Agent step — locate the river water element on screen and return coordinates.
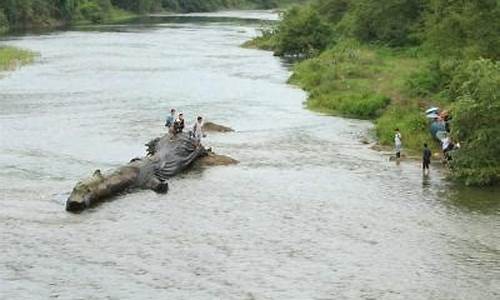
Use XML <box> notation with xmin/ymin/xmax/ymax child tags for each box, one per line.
<box><xmin>0</xmin><ymin>11</ymin><xmax>499</xmax><ymax>300</ymax></box>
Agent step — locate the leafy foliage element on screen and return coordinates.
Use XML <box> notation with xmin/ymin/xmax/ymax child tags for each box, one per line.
<box><xmin>423</xmin><ymin>0</ymin><xmax>500</xmax><ymax>60</ymax></box>
<box><xmin>311</xmin><ymin>0</ymin><xmax>349</xmax><ymax>24</ymax></box>
<box><xmin>337</xmin><ymin>0</ymin><xmax>425</xmax><ymax>46</ymax></box>
<box><xmin>404</xmin><ymin>60</ymin><xmax>449</xmax><ymax>97</ymax></box>
<box><xmin>0</xmin><ymin>9</ymin><xmax>8</xmax><ymax>32</ymax></box>
<box><xmin>274</xmin><ymin>5</ymin><xmax>332</xmax><ymax>56</ymax></box>
<box><xmin>449</xmin><ymin>59</ymin><xmax>500</xmax><ymax>185</ymax></box>
<box><xmin>247</xmin><ymin>0</ymin><xmax>500</xmax><ymax>185</ymax></box>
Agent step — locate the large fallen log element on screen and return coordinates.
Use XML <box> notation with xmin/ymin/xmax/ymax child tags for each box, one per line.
<box><xmin>66</xmin><ymin>132</ymin><xmax>234</xmax><ymax>212</ymax></box>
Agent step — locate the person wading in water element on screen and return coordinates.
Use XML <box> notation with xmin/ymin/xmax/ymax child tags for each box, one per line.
<box><xmin>423</xmin><ymin>143</ymin><xmax>432</xmax><ymax>175</ymax></box>
<box><xmin>394</xmin><ymin>128</ymin><xmax>402</xmax><ymax>161</ymax></box>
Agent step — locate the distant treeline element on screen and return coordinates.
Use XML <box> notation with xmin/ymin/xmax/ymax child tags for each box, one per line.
<box><xmin>0</xmin><ymin>0</ymin><xmax>296</xmax><ymax>31</ymax></box>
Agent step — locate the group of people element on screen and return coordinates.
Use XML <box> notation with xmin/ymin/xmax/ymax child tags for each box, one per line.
<box><xmin>393</xmin><ymin>107</ymin><xmax>460</xmax><ymax>176</ymax></box>
<box><xmin>426</xmin><ymin>107</ymin><xmax>459</xmax><ymax>161</ymax></box>
<box><xmin>165</xmin><ymin>108</ymin><xmax>206</xmax><ymax>145</ymax></box>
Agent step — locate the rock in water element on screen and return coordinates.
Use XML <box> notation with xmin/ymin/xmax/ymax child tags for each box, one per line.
<box><xmin>196</xmin><ymin>152</ymin><xmax>239</xmax><ymax>166</ymax></box>
<box><xmin>66</xmin><ymin>133</ymin><xmax>206</xmax><ymax>212</ymax></box>
<box><xmin>202</xmin><ymin>121</ymin><xmax>234</xmax><ymax>133</ymax></box>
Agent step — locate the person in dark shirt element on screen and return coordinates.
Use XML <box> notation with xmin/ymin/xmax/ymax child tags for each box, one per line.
<box><xmin>423</xmin><ymin>143</ymin><xmax>432</xmax><ymax>175</ymax></box>
<box><xmin>173</xmin><ymin>112</ymin><xmax>185</xmax><ymax>135</ymax></box>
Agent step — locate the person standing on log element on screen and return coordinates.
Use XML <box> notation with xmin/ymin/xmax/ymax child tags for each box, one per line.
<box><xmin>165</xmin><ymin>108</ymin><xmax>176</xmax><ymax>128</ymax></box>
<box><xmin>191</xmin><ymin>116</ymin><xmax>206</xmax><ymax>146</ymax></box>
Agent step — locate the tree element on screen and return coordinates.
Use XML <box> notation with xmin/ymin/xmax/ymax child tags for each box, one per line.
<box><xmin>337</xmin><ymin>0</ymin><xmax>425</xmax><ymax>46</ymax></box>
<box><xmin>0</xmin><ymin>9</ymin><xmax>9</xmax><ymax>32</ymax></box>
<box><xmin>274</xmin><ymin>5</ymin><xmax>332</xmax><ymax>56</ymax></box>
<box><xmin>449</xmin><ymin>59</ymin><xmax>500</xmax><ymax>185</ymax></box>
<box><xmin>423</xmin><ymin>0</ymin><xmax>500</xmax><ymax>59</ymax></box>
<box><xmin>312</xmin><ymin>0</ymin><xmax>349</xmax><ymax>24</ymax></box>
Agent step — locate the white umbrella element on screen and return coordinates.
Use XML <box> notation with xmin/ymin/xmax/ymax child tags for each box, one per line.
<box><xmin>426</xmin><ymin>107</ymin><xmax>439</xmax><ymax>115</ymax></box>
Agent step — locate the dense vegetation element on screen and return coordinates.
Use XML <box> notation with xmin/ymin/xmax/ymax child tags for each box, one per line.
<box><xmin>0</xmin><ymin>0</ymin><xmax>303</xmax><ymax>31</ymax></box>
<box><xmin>248</xmin><ymin>0</ymin><xmax>500</xmax><ymax>186</ymax></box>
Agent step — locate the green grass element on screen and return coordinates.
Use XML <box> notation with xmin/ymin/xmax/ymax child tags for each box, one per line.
<box><xmin>242</xmin><ymin>32</ymin><xmax>277</xmax><ymax>51</ymax></box>
<box><xmin>0</xmin><ymin>46</ymin><xmax>35</xmax><ymax>71</ymax></box>
<box><xmin>107</xmin><ymin>8</ymin><xmax>139</xmax><ymax>24</ymax></box>
<box><xmin>284</xmin><ymin>40</ymin><xmax>444</xmax><ymax>154</ymax></box>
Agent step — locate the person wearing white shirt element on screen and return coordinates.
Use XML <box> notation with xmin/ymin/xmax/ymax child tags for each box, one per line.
<box><xmin>394</xmin><ymin>128</ymin><xmax>402</xmax><ymax>159</ymax></box>
<box><xmin>191</xmin><ymin>116</ymin><xmax>206</xmax><ymax>146</ymax></box>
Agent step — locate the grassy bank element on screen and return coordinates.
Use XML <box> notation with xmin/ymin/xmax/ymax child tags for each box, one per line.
<box><xmin>244</xmin><ymin>36</ymin><xmax>443</xmax><ymax>155</ymax></box>
<box><xmin>243</xmin><ymin>0</ymin><xmax>500</xmax><ymax>186</ymax></box>
<box><xmin>0</xmin><ymin>46</ymin><xmax>35</xmax><ymax>71</ymax></box>
<box><xmin>285</xmin><ymin>40</ymin><xmax>440</xmax><ymax>155</ymax></box>
<box><xmin>243</xmin><ymin>35</ymin><xmax>455</xmax><ymax>156</ymax></box>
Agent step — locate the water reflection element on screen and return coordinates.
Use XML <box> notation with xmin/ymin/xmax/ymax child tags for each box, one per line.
<box><xmin>443</xmin><ymin>185</ymin><xmax>500</xmax><ymax>214</ymax></box>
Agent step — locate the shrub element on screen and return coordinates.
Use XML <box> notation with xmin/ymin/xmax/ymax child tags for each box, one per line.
<box><xmin>79</xmin><ymin>1</ymin><xmax>106</xmax><ymax>24</ymax></box>
<box><xmin>0</xmin><ymin>9</ymin><xmax>8</xmax><ymax>33</ymax></box>
<box><xmin>449</xmin><ymin>59</ymin><xmax>500</xmax><ymax>185</ymax></box>
<box><xmin>423</xmin><ymin>0</ymin><xmax>500</xmax><ymax>60</ymax></box>
<box><xmin>242</xmin><ymin>26</ymin><xmax>279</xmax><ymax>51</ymax></box>
<box><xmin>405</xmin><ymin>60</ymin><xmax>446</xmax><ymax>97</ymax></box>
<box><xmin>312</xmin><ymin>0</ymin><xmax>350</xmax><ymax>24</ymax></box>
<box><xmin>310</xmin><ymin>92</ymin><xmax>389</xmax><ymax>118</ymax></box>
<box><xmin>337</xmin><ymin>0</ymin><xmax>424</xmax><ymax>46</ymax></box>
<box><xmin>274</xmin><ymin>5</ymin><xmax>332</xmax><ymax>57</ymax></box>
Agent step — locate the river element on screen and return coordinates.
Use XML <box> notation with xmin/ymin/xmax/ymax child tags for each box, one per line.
<box><xmin>0</xmin><ymin>11</ymin><xmax>499</xmax><ymax>300</ymax></box>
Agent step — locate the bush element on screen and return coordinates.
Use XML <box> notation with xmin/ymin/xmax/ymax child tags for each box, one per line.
<box><xmin>405</xmin><ymin>60</ymin><xmax>447</xmax><ymax>97</ymax></box>
<box><xmin>337</xmin><ymin>0</ymin><xmax>424</xmax><ymax>46</ymax></box>
<box><xmin>242</xmin><ymin>26</ymin><xmax>279</xmax><ymax>51</ymax></box>
<box><xmin>309</xmin><ymin>92</ymin><xmax>389</xmax><ymax>118</ymax></box>
<box><xmin>449</xmin><ymin>59</ymin><xmax>500</xmax><ymax>185</ymax></box>
<box><xmin>78</xmin><ymin>0</ymin><xmax>112</xmax><ymax>24</ymax></box>
<box><xmin>274</xmin><ymin>5</ymin><xmax>332</xmax><ymax>57</ymax></box>
<box><xmin>79</xmin><ymin>1</ymin><xmax>104</xmax><ymax>23</ymax></box>
<box><xmin>423</xmin><ymin>0</ymin><xmax>500</xmax><ymax>60</ymax></box>
<box><xmin>312</xmin><ymin>0</ymin><xmax>350</xmax><ymax>24</ymax></box>
<box><xmin>0</xmin><ymin>9</ymin><xmax>8</xmax><ymax>33</ymax></box>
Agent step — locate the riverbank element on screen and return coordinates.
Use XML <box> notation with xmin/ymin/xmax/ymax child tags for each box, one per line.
<box><xmin>243</xmin><ymin>0</ymin><xmax>500</xmax><ymax>186</ymax></box>
<box><xmin>0</xmin><ymin>1</ymin><xmax>305</xmax><ymax>34</ymax></box>
<box><xmin>71</xmin><ymin>8</ymin><xmax>139</xmax><ymax>27</ymax></box>
<box><xmin>294</xmin><ymin>43</ymin><xmax>445</xmax><ymax>156</ymax></box>
<box><xmin>245</xmin><ymin>38</ymin><xmax>442</xmax><ymax>156</ymax></box>
<box><xmin>0</xmin><ymin>46</ymin><xmax>35</xmax><ymax>72</ymax></box>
